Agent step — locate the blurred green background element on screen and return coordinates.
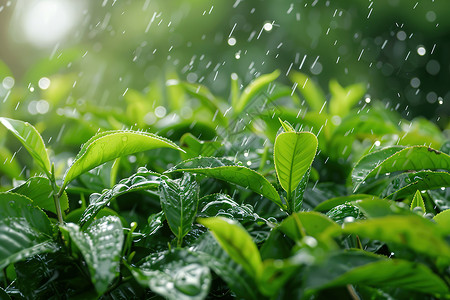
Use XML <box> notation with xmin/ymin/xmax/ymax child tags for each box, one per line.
<box><xmin>0</xmin><ymin>0</ymin><xmax>449</xmax><ymax>126</ymax></box>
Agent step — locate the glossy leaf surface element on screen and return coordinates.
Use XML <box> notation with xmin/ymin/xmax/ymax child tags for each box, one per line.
<box><xmin>160</xmin><ymin>173</ymin><xmax>199</xmax><ymax>240</ymax></box>
<box><xmin>383</xmin><ymin>171</ymin><xmax>450</xmax><ymax>199</ymax></box>
<box><xmin>235</xmin><ymin>70</ymin><xmax>280</xmax><ymax>114</ymax></box>
<box><xmin>0</xmin><ymin>192</ymin><xmax>56</xmax><ymax>269</ymax></box>
<box><xmin>198</xmin><ymin>217</ymin><xmax>262</xmax><ymax>278</ymax></box>
<box><xmin>62</xmin><ymin>216</ymin><xmax>124</xmax><ymax>295</ymax></box>
<box><xmin>62</xmin><ymin>130</ymin><xmax>182</xmax><ymax>189</ymax></box>
<box><xmin>192</xmin><ymin>233</ymin><xmax>259</xmax><ymax>300</ymax></box>
<box><xmin>274</xmin><ymin>132</ymin><xmax>318</xmax><ymax>206</ymax></box>
<box><xmin>352</xmin><ymin>146</ymin><xmax>450</xmax><ymax>192</ymax></box>
<box><xmin>10</xmin><ymin>176</ymin><xmax>69</xmax><ymax>216</ymax></box>
<box><xmin>0</xmin><ymin>117</ymin><xmax>51</xmax><ymax>176</ymax></box>
<box><xmin>130</xmin><ymin>249</ymin><xmax>211</xmax><ymax>300</ymax></box>
<box><xmin>303</xmin><ymin>251</ymin><xmax>449</xmax><ymax>296</ymax></box>
<box><xmin>166</xmin><ymin>157</ymin><xmax>283</xmax><ymax>208</ymax></box>
<box><xmin>79</xmin><ymin>167</ymin><xmax>160</xmax><ymax>228</ymax></box>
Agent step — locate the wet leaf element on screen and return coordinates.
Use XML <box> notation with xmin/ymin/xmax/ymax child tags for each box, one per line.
<box><xmin>197</xmin><ymin>193</ymin><xmax>261</xmax><ymax>223</ymax></box>
<box><xmin>333</xmin><ymin>215</ymin><xmax>450</xmax><ymax>264</ymax></box>
<box><xmin>179</xmin><ymin>133</ymin><xmax>222</xmax><ymax>160</ymax></box>
<box><xmin>383</xmin><ymin>171</ymin><xmax>450</xmax><ymax>199</ymax></box>
<box><xmin>279</xmin><ymin>118</ymin><xmax>295</xmax><ymax>132</ymax></box>
<box><xmin>129</xmin><ymin>249</ymin><xmax>211</xmax><ymax>300</ymax></box>
<box><xmin>274</xmin><ymin>132</ymin><xmax>318</xmax><ymax>210</ymax></box>
<box><xmin>62</xmin><ymin>130</ymin><xmax>183</xmax><ymax>190</ymax></box>
<box><xmin>79</xmin><ymin>168</ymin><xmax>160</xmax><ymax>228</ymax></box>
<box><xmin>197</xmin><ymin>217</ymin><xmax>262</xmax><ymax>278</ymax></box>
<box><xmin>0</xmin><ymin>117</ymin><xmax>51</xmax><ymax>177</ymax></box>
<box><xmin>192</xmin><ymin>232</ymin><xmax>259</xmax><ymax>300</ymax></box>
<box><xmin>303</xmin><ymin>250</ymin><xmax>449</xmax><ymax>296</ymax></box>
<box><xmin>314</xmin><ymin>194</ymin><xmax>379</xmax><ymax>212</ymax></box>
<box><xmin>61</xmin><ymin>216</ymin><xmax>124</xmax><ymax>295</ymax></box>
<box><xmin>278</xmin><ymin>212</ymin><xmax>339</xmax><ymax>243</ymax></box>
<box><xmin>166</xmin><ymin>157</ymin><xmax>283</xmax><ymax>209</ymax></box>
<box><xmin>0</xmin><ymin>192</ymin><xmax>57</xmax><ymax>269</ymax></box>
<box><xmin>160</xmin><ymin>173</ymin><xmax>199</xmax><ymax>242</ymax></box>
<box><xmin>433</xmin><ymin>209</ymin><xmax>450</xmax><ymax>235</ymax></box>
<box><xmin>257</xmin><ymin>258</ymin><xmax>299</xmax><ymax>297</ymax></box>
<box><xmin>325</xmin><ymin>204</ymin><xmax>363</xmax><ymax>225</ymax></box>
<box><xmin>234</xmin><ymin>70</ymin><xmax>280</xmax><ymax>115</ymax></box>
<box><xmin>410</xmin><ymin>190</ymin><xmax>425</xmax><ymax>213</ymax></box>
<box><xmin>352</xmin><ymin>146</ymin><xmax>450</xmax><ymax>192</ymax></box>
<box><xmin>290</xmin><ymin>72</ymin><xmax>326</xmax><ymax>112</ymax></box>
<box><xmin>10</xmin><ymin>176</ymin><xmax>69</xmax><ymax>216</ymax></box>
<box><xmin>14</xmin><ymin>251</ymin><xmax>96</xmax><ymax>299</ymax></box>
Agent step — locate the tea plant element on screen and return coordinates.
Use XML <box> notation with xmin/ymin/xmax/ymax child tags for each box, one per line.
<box><xmin>0</xmin><ymin>71</ymin><xmax>449</xmax><ymax>299</ymax></box>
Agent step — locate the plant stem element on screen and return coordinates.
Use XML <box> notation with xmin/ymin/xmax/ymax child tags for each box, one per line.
<box><xmin>49</xmin><ymin>164</ymin><xmax>64</xmax><ymax>224</ymax></box>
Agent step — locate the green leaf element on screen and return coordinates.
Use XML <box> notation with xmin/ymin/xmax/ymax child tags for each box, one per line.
<box><xmin>160</xmin><ymin>173</ymin><xmax>199</xmax><ymax>242</ymax></box>
<box><xmin>179</xmin><ymin>133</ymin><xmax>221</xmax><ymax>160</ymax></box>
<box><xmin>197</xmin><ymin>217</ymin><xmax>263</xmax><ymax>278</ymax></box>
<box><xmin>62</xmin><ymin>216</ymin><xmax>124</xmax><ymax>295</ymax></box>
<box><xmin>166</xmin><ymin>157</ymin><xmax>283</xmax><ymax>209</ymax></box>
<box><xmin>329</xmin><ymin>80</ymin><xmax>366</xmax><ymax>117</ymax></box>
<box><xmin>10</xmin><ymin>176</ymin><xmax>69</xmax><ymax>216</ymax></box>
<box><xmin>197</xmin><ymin>193</ymin><xmax>262</xmax><ymax>223</ymax></box>
<box><xmin>235</xmin><ymin>70</ymin><xmax>280</xmax><ymax>115</ymax></box>
<box><xmin>303</xmin><ymin>250</ymin><xmax>449</xmax><ymax>296</ymax></box>
<box><xmin>14</xmin><ymin>251</ymin><xmax>97</xmax><ymax>299</ymax></box>
<box><xmin>352</xmin><ymin>146</ymin><xmax>450</xmax><ymax>192</ymax></box>
<box><xmin>279</xmin><ymin>118</ymin><xmax>295</xmax><ymax>132</ymax></box>
<box><xmin>335</xmin><ymin>215</ymin><xmax>450</xmax><ymax>263</ymax></box>
<box><xmin>129</xmin><ymin>249</ymin><xmax>211</xmax><ymax>300</ymax></box>
<box><xmin>351</xmin><ymin>146</ymin><xmax>404</xmax><ymax>192</ymax></box>
<box><xmin>177</xmin><ymin>81</ymin><xmax>224</xmax><ymax>122</ymax></box>
<box><xmin>0</xmin><ymin>192</ymin><xmax>57</xmax><ymax>269</ymax></box>
<box><xmin>314</xmin><ymin>194</ymin><xmax>380</xmax><ymax>212</ymax></box>
<box><xmin>278</xmin><ymin>212</ymin><xmax>339</xmax><ymax>243</ymax></box>
<box><xmin>410</xmin><ymin>190</ymin><xmax>426</xmax><ymax>213</ymax></box>
<box><xmin>291</xmin><ymin>168</ymin><xmax>310</xmax><ymax>212</ymax></box>
<box><xmin>290</xmin><ymin>71</ymin><xmax>326</xmax><ymax>112</ymax></box>
<box><xmin>0</xmin><ymin>117</ymin><xmax>51</xmax><ymax>177</ymax></box>
<box><xmin>79</xmin><ymin>167</ymin><xmax>160</xmax><ymax>228</ymax></box>
<box><xmin>274</xmin><ymin>132</ymin><xmax>318</xmax><ymax>209</ymax></box>
<box><xmin>433</xmin><ymin>209</ymin><xmax>450</xmax><ymax>235</ymax></box>
<box><xmin>192</xmin><ymin>232</ymin><xmax>259</xmax><ymax>300</ymax></box>
<box><xmin>383</xmin><ymin>171</ymin><xmax>450</xmax><ymax>199</ymax></box>
<box><xmin>325</xmin><ymin>204</ymin><xmax>363</xmax><ymax>225</ymax></box>
<box><xmin>257</xmin><ymin>259</ymin><xmax>299</xmax><ymax>297</ymax></box>
<box><xmin>62</xmin><ymin>130</ymin><xmax>183</xmax><ymax>190</ymax></box>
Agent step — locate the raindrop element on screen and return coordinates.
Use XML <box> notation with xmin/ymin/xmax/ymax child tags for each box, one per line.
<box><xmin>2</xmin><ymin>76</ymin><xmax>15</xmax><ymax>89</ymax></box>
<box><xmin>227</xmin><ymin>37</ymin><xmax>236</xmax><ymax>46</ymax></box>
<box><xmin>416</xmin><ymin>46</ymin><xmax>426</xmax><ymax>56</ymax></box>
<box><xmin>38</xmin><ymin>77</ymin><xmax>51</xmax><ymax>89</ymax></box>
<box><xmin>410</xmin><ymin>77</ymin><xmax>420</xmax><ymax>88</ymax></box>
<box><xmin>263</xmin><ymin>22</ymin><xmax>273</xmax><ymax>31</ymax></box>
<box><xmin>396</xmin><ymin>31</ymin><xmax>406</xmax><ymax>41</ymax></box>
<box><xmin>36</xmin><ymin>99</ymin><xmax>49</xmax><ymax>114</ymax></box>
<box><xmin>155</xmin><ymin>106</ymin><xmax>167</xmax><ymax>118</ymax></box>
